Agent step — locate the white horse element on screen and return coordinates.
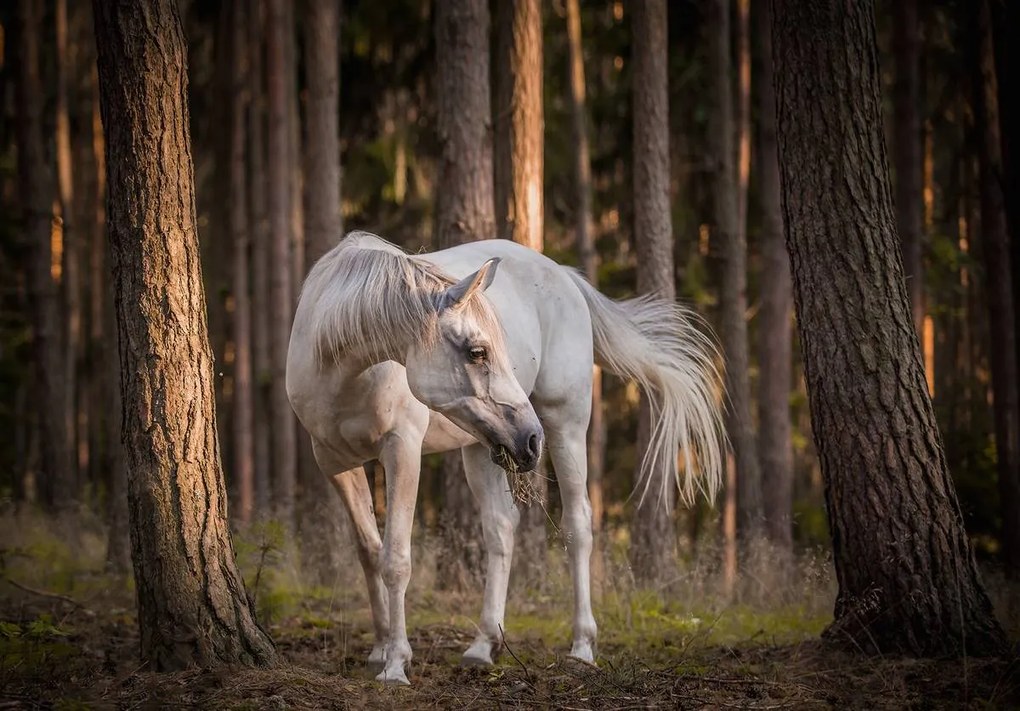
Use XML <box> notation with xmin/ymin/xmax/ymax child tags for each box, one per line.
<box><xmin>286</xmin><ymin>231</ymin><xmax>723</xmax><ymax>685</ymax></box>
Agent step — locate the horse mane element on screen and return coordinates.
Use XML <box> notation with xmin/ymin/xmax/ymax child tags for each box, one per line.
<box><xmin>300</xmin><ymin>231</ymin><xmax>504</xmax><ymax>366</ymax></box>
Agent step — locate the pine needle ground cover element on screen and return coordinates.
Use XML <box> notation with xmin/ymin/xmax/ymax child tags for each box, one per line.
<box><xmin>1</xmin><ymin>511</ymin><xmax>1017</xmax><ymax>709</ymax></box>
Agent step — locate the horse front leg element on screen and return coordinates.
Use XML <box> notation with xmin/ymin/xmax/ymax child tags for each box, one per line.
<box><xmin>376</xmin><ymin>431</ymin><xmax>422</xmax><ymax>685</ymax></box>
<box><xmin>460</xmin><ymin>442</ymin><xmax>520</xmax><ymax>665</ymax></box>
<box><xmin>312</xmin><ymin>440</ymin><xmax>390</xmax><ymax>671</ymax></box>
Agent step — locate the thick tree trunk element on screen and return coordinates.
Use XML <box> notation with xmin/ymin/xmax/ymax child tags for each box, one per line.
<box><xmin>304</xmin><ymin>0</ymin><xmax>342</xmax><ymax>266</ymax></box>
<box><xmin>249</xmin><ymin>0</ymin><xmax>272</xmax><ymax>518</ymax></box>
<box><xmin>629</xmin><ymin>0</ymin><xmax>675</xmax><ymax>583</ymax></box>
<box><xmin>708</xmin><ymin>0</ymin><xmax>763</xmax><ymax>542</ymax></box>
<box><xmin>772</xmin><ymin>0</ymin><xmax>1006</xmax><ymax>655</ymax></box>
<box><xmin>16</xmin><ymin>0</ymin><xmax>73</xmax><ymax>512</ymax></box>
<box><xmin>973</xmin><ymin>0</ymin><xmax>1020</xmax><ymax>574</ymax></box>
<box><xmin>434</xmin><ymin>0</ymin><xmax>495</xmax><ymax>587</ymax></box>
<box><xmin>755</xmin><ymin>0</ymin><xmax>793</xmax><ymax>555</ymax></box>
<box><xmin>267</xmin><ymin>0</ymin><xmax>297</xmax><ymax>531</ymax></box>
<box><xmin>92</xmin><ymin>0</ymin><xmax>276</xmax><ymax>669</ymax></box>
<box><xmin>231</xmin><ymin>0</ymin><xmax>255</xmax><ymax>526</ymax></box>
<box><xmin>493</xmin><ymin>0</ymin><xmax>547</xmax><ymax>581</ymax></box>
<box><xmin>565</xmin><ymin>0</ymin><xmax>605</xmax><ymax>534</ymax></box>
<box><xmin>892</xmin><ymin>0</ymin><xmax>924</xmax><ymax>337</ymax></box>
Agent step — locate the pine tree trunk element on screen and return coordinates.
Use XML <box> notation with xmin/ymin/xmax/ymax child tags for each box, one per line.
<box><xmin>249</xmin><ymin>0</ymin><xmax>272</xmax><ymax>518</ymax></box>
<box><xmin>435</xmin><ymin>0</ymin><xmax>495</xmax><ymax>587</ymax></box>
<box><xmin>565</xmin><ymin>0</ymin><xmax>605</xmax><ymax>535</ymax></box>
<box><xmin>267</xmin><ymin>0</ymin><xmax>297</xmax><ymax>531</ymax></box>
<box><xmin>972</xmin><ymin>0</ymin><xmax>1020</xmax><ymax>574</ymax></box>
<box><xmin>300</xmin><ymin>0</ymin><xmax>350</xmax><ymax>583</ymax></box>
<box><xmin>755</xmin><ymin>0</ymin><xmax>793</xmax><ymax>555</ymax></box>
<box><xmin>493</xmin><ymin>0</ymin><xmax>547</xmax><ymax>583</ymax></box>
<box><xmin>56</xmin><ymin>0</ymin><xmax>82</xmax><ymax>500</ymax></box>
<box><xmin>16</xmin><ymin>0</ymin><xmax>73</xmax><ymax>512</ymax></box>
<box><xmin>772</xmin><ymin>0</ymin><xmax>1007</xmax><ymax>655</ymax></box>
<box><xmin>92</xmin><ymin>0</ymin><xmax>276</xmax><ymax>669</ymax></box>
<box><xmin>989</xmin><ymin>1</ymin><xmax>1020</xmax><ymax>401</ymax></box>
<box><xmin>304</xmin><ymin>0</ymin><xmax>342</xmax><ymax>266</ymax></box>
<box><xmin>231</xmin><ymin>0</ymin><xmax>255</xmax><ymax>527</ymax></box>
<box><xmin>709</xmin><ymin>0</ymin><xmax>763</xmax><ymax>542</ymax></box>
<box><xmin>893</xmin><ymin>0</ymin><xmax>924</xmax><ymax>337</ymax></box>
<box><xmin>629</xmin><ymin>0</ymin><xmax>675</xmax><ymax>583</ymax></box>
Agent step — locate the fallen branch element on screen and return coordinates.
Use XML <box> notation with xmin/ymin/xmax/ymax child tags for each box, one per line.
<box><xmin>4</xmin><ymin>578</ymin><xmax>90</xmax><ymax>613</ymax></box>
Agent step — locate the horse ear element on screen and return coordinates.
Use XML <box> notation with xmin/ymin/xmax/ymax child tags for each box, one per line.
<box><xmin>438</xmin><ymin>257</ymin><xmax>501</xmax><ymax>311</ymax></box>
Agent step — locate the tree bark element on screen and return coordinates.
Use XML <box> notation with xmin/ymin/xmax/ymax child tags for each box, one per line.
<box><xmin>892</xmin><ymin>0</ymin><xmax>924</xmax><ymax>338</ymax></box>
<box><xmin>16</xmin><ymin>0</ymin><xmax>73</xmax><ymax>512</ymax></box>
<box><xmin>989</xmin><ymin>1</ymin><xmax>1020</xmax><ymax>401</ymax></box>
<box><xmin>493</xmin><ymin>0</ymin><xmax>544</xmax><ymax>252</ymax></box>
<box><xmin>231</xmin><ymin>0</ymin><xmax>255</xmax><ymax>526</ymax></box>
<box><xmin>708</xmin><ymin>0</ymin><xmax>763</xmax><ymax>541</ymax></box>
<box><xmin>972</xmin><ymin>0</ymin><xmax>1020</xmax><ymax>574</ymax></box>
<box><xmin>629</xmin><ymin>0</ymin><xmax>676</xmax><ymax>583</ymax></box>
<box><xmin>755</xmin><ymin>0</ymin><xmax>794</xmax><ymax>555</ymax></box>
<box><xmin>434</xmin><ymin>0</ymin><xmax>495</xmax><ymax>587</ymax></box>
<box><xmin>55</xmin><ymin>0</ymin><xmax>82</xmax><ymax>500</ymax></box>
<box><xmin>493</xmin><ymin>0</ymin><xmax>547</xmax><ymax>581</ymax></box>
<box><xmin>267</xmin><ymin>0</ymin><xmax>297</xmax><ymax>531</ymax></box>
<box><xmin>92</xmin><ymin>0</ymin><xmax>276</xmax><ymax>669</ymax></box>
<box><xmin>565</xmin><ymin>0</ymin><xmax>605</xmax><ymax>534</ymax></box>
<box><xmin>304</xmin><ymin>0</ymin><xmax>342</xmax><ymax>266</ymax></box>
<box><xmin>772</xmin><ymin>0</ymin><xmax>1006</xmax><ymax>655</ymax></box>
<box><xmin>249</xmin><ymin>0</ymin><xmax>272</xmax><ymax>518</ymax></box>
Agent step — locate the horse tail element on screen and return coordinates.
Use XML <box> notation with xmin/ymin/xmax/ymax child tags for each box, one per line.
<box><xmin>565</xmin><ymin>270</ymin><xmax>726</xmax><ymax>507</ymax></box>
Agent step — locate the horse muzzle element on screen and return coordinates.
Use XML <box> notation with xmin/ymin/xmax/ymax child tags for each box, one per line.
<box><xmin>490</xmin><ymin>427</ymin><xmax>543</xmax><ymax>472</ymax></box>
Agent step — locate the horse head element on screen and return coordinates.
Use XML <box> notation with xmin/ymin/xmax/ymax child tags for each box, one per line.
<box><xmin>404</xmin><ymin>258</ymin><xmax>544</xmax><ymax>472</ymax></box>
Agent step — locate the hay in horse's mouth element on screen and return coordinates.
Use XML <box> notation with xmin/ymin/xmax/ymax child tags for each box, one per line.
<box><xmin>493</xmin><ymin>446</ymin><xmax>541</xmax><ymax>507</ymax></box>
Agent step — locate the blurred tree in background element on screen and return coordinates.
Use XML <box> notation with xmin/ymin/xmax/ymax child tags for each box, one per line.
<box><xmin>0</xmin><ymin>0</ymin><xmax>1017</xmax><ymax>600</ymax></box>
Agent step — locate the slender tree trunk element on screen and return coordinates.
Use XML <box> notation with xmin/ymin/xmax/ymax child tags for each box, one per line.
<box><xmin>300</xmin><ymin>0</ymin><xmax>350</xmax><ymax>582</ymax></box>
<box><xmin>989</xmin><ymin>1</ymin><xmax>1020</xmax><ymax>397</ymax></box>
<box><xmin>565</xmin><ymin>0</ymin><xmax>605</xmax><ymax>536</ymax></box>
<box><xmin>493</xmin><ymin>0</ymin><xmax>546</xmax><ymax>582</ymax></box>
<box><xmin>972</xmin><ymin>0</ymin><xmax>1020</xmax><ymax>574</ymax></box>
<box><xmin>92</xmin><ymin>0</ymin><xmax>276</xmax><ymax>669</ymax></box>
<box><xmin>893</xmin><ymin>0</ymin><xmax>924</xmax><ymax>338</ymax></box>
<box><xmin>755</xmin><ymin>0</ymin><xmax>793</xmax><ymax>555</ymax></box>
<box><xmin>709</xmin><ymin>0</ymin><xmax>763</xmax><ymax>543</ymax></box>
<box><xmin>493</xmin><ymin>0</ymin><xmax>544</xmax><ymax>252</ymax></box>
<box><xmin>772</xmin><ymin>0</ymin><xmax>1007</xmax><ymax>655</ymax></box>
<box><xmin>304</xmin><ymin>0</ymin><xmax>342</xmax><ymax>266</ymax></box>
<box><xmin>435</xmin><ymin>0</ymin><xmax>495</xmax><ymax>588</ymax></box>
<box><xmin>231</xmin><ymin>0</ymin><xmax>255</xmax><ymax>526</ymax></box>
<box><xmin>249</xmin><ymin>0</ymin><xmax>272</xmax><ymax>518</ymax></box>
<box><xmin>629</xmin><ymin>0</ymin><xmax>675</xmax><ymax>583</ymax></box>
<box><xmin>267</xmin><ymin>0</ymin><xmax>297</xmax><ymax>531</ymax></box>
<box><xmin>56</xmin><ymin>0</ymin><xmax>82</xmax><ymax>500</ymax></box>
<box><xmin>16</xmin><ymin>0</ymin><xmax>73</xmax><ymax>512</ymax></box>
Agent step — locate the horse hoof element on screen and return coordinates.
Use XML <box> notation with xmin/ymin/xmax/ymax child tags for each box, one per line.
<box><xmin>460</xmin><ymin>652</ymin><xmax>494</xmax><ymax>668</ymax></box>
<box><xmin>366</xmin><ymin>646</ymin><xmax>386</xmax><ymax>674</ymax></box>
<box><xmin>461</xmin><ymin>639</ymin><xmax>497</xmax><ymax>667</ymax></box>
<box><xmin>568</xmin><ymin>642</ymin><xmax>596</xmax><ymax>666</ymax></box>
<box><xmin>376</xmin><ymin>666</ymin><xmax>410</xmax><ymax>686</ymax></box>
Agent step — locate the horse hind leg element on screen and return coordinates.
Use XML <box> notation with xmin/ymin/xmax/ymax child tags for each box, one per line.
<box><xmin>313</xmin><ymin>443</ymin><xmax>390</xmax><ymax>672</ymax></box>
<box><xmin>540</xmin><ymin>414</ymin><xmax>598</xmax><ymax>664</ymax></box>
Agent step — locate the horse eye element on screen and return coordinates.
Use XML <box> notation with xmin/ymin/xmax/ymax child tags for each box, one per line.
<box><xmin>468</xmin><ymin>346</ymin><xmax>487</xmax><ymax>363</ymax></box>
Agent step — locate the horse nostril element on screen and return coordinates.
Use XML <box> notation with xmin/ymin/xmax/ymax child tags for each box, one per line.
<box><xmin>528</xmin><ymin>433</ymin><xmax>540</xmax><ymax>458</ymax></box>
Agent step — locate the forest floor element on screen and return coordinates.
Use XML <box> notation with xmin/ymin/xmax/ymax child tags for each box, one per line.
<box><xmin>1</xmin><ymin>510</ymin><xmax>1018</xmax><ymax>709</ymax></box>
